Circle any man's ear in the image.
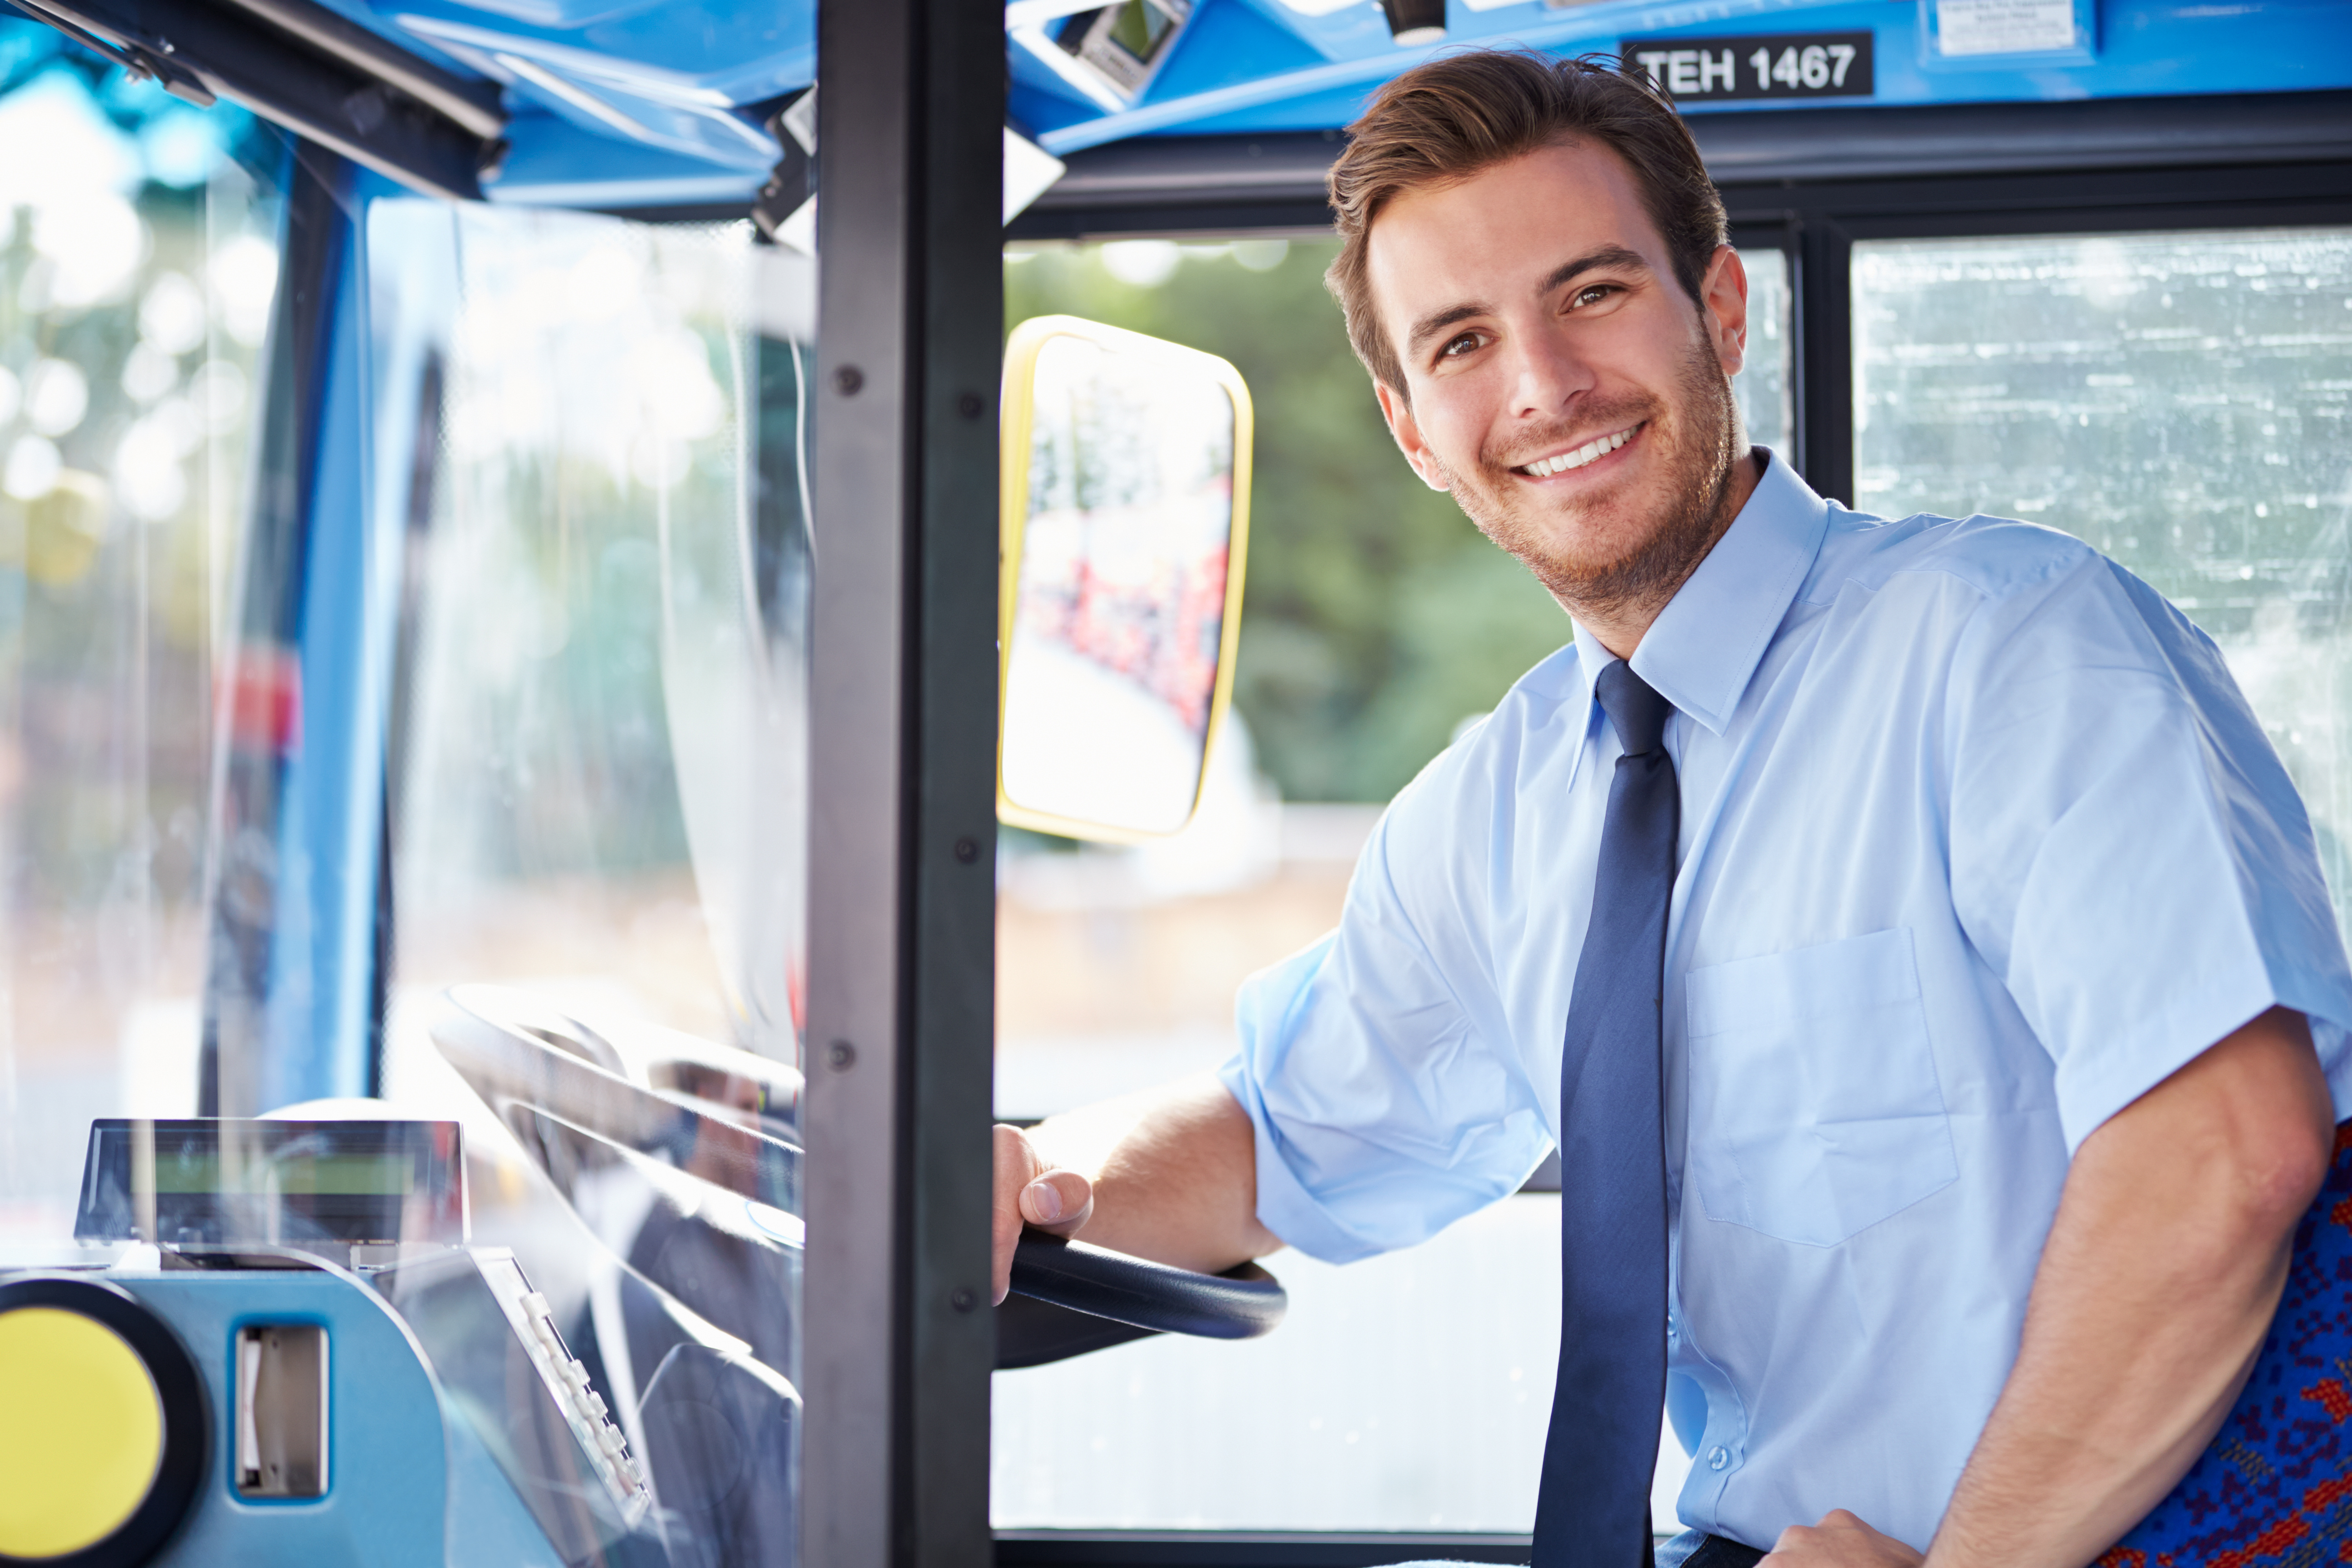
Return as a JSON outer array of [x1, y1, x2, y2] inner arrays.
[[1374, 379, 1453, 493], [1699, 244, 1750, 379]]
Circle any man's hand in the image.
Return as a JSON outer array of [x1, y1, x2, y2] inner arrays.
[[992, 1123, 1093, 1305], [1763, 1511, 1924, 1568], [988, 1075, 1282, 1307]]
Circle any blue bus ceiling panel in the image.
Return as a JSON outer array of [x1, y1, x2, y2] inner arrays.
[[483, 110, 769, 208], [1014, 0, 2352, 157], [801, 0, 1000, 1561], [387, 0, 808, 177], [1, 0, 504, 198]]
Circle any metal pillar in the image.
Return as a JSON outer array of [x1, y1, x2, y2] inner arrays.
[[800, 0, 1003, 1562]]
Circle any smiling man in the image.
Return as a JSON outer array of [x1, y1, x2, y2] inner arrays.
[[992, 50, 2352, 1568]]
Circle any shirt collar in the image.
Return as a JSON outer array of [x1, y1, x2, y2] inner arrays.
[[1572, 448, 1830, 739]]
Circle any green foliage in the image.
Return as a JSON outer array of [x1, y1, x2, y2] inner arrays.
[[1004, 240, 1571, 803]]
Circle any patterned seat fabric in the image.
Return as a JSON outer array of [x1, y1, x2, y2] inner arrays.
[[2102, 1124, 2352, 1568]]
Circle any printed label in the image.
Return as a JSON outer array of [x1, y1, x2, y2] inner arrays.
[[1620, 32, 1875, 102], [1933, 0, 2078, 55]]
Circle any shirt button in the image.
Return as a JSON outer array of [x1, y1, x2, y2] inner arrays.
[[1708, 1447, 1730, 1471]]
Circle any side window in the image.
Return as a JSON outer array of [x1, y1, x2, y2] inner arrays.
[[992, 239, 1794, 1533], [0, 37, 280, 1243], [1737, 248, 1793, 458], [1853, 228, 2352, 923]]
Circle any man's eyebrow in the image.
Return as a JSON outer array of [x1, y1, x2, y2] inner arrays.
[[1404, 300, 1490, 358], [1538, 245, 1651, 299], [1401, 246, 1655, 360]]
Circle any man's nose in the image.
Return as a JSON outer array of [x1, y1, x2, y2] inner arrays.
[[1504, 328, 1595, 420]]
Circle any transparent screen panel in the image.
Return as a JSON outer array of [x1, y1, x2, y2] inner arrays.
[[990, 237, 1787, 1532], [1853, 227, 2352, 916], [0, 38, 280, 1254], [370, 202, 809, 1568]]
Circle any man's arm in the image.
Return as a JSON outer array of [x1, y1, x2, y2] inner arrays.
[[1767, 1007, 2336, 1568], [990, 1071, 1284, 1304]]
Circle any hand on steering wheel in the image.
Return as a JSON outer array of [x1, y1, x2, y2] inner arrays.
[[990, 1123, 1286, 1347], [993, 1123, 1093, 1303]]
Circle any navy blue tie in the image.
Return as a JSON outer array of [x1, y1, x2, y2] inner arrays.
[[1533, 659, 1676, 1568]]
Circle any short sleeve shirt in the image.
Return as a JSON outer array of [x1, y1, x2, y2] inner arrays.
[[1217, 451, 2352, 1551]]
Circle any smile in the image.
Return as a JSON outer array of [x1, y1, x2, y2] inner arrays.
[[1515, 423, 1642, 477]]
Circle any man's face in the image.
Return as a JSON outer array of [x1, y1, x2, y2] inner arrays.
[[1366, 140, 1751, 619]]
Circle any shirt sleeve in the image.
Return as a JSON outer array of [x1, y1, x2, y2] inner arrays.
[[1946, 544, 2352, 1151], [1219, 796, 1553, 1264]]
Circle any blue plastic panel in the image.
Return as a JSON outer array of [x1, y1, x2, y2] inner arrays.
[[114, 1268, 454, 1568], [14, 0, 2351, 210], [1022, 0, 2352, 153]]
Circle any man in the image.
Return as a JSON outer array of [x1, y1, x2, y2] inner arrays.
[[991, 50, 2352, 1568]]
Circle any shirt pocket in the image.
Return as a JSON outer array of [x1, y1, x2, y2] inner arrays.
[[1685, 927, 1958, 1247]]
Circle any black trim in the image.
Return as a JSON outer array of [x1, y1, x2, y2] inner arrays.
[[1004, 91, 2352, 240], [0, 1274, 210, 1568], [1692, 88, 2352, 186], [1792, 213, 1851, 507], [802, 0, 1002, 1562], [995, 1530, 1534, 1567], [1715, 160, 2352, 230]]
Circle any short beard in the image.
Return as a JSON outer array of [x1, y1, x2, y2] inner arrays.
[[1434, 330, 1744, 628]]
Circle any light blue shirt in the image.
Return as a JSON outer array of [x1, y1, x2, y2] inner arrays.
[[1218, 451, 2352, 1551]]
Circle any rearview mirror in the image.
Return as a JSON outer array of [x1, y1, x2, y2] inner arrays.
[[997, 315, 1252, 842]]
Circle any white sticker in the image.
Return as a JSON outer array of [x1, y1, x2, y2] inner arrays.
[[1935, 0, 2077, 55]]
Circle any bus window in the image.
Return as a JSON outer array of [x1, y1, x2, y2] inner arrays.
[[1853, 227, 2352, 910], [1738, 249, 1792, 459], [992, 236, 1793, 1534], [0, 46, 280, 1250]]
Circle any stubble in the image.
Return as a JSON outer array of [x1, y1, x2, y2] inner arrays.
[[1435, 330, 1745, 628]]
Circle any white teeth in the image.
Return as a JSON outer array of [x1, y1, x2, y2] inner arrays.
[[1524, 425, 1636, 477]]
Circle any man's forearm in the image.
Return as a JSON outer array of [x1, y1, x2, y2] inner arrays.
[[1027, 1071, 1282, 1274], [1926, 1009, 2332, 1568]]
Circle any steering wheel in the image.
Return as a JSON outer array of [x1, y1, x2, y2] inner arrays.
[[1010, 1235, 1286, 1337], [431, 987, 1287, 1364]]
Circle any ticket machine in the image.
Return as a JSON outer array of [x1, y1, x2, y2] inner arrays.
[[0, 988, 1280, 1568]]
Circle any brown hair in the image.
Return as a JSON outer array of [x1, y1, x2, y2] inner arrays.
[[1324, 49, 1728, 397]]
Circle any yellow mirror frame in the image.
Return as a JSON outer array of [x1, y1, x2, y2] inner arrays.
[[996, 314, 1254, 843]]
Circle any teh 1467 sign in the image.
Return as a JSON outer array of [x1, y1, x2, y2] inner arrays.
[[1620, 31, 1875, 102]]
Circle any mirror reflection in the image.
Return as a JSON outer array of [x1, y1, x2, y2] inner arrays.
[[998, 317, 1252, 840]]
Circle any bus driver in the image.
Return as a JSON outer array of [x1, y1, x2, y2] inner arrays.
[[990, 50, 2352, 1568]]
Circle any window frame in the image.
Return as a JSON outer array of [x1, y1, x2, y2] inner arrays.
[[979, 108, 2352, 1568]]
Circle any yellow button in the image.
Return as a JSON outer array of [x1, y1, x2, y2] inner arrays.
[[0, 1305, 164, 1559]]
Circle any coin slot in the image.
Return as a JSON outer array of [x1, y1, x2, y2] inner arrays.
[[235, 1323, 328, 1498]]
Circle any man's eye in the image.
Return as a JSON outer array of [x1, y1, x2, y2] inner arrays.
[[1439, 332, 1484, 360], [1569, 283, 1621, 310]]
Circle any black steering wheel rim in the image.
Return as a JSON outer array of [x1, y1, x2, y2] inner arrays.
[[1008, 1230, 1286, 1341]]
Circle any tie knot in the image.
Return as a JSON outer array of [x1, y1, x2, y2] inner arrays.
[[1595, 660, 1673, 756]]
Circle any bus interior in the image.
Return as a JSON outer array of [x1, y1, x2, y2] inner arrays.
[[0, 0, 2345, 1564]]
